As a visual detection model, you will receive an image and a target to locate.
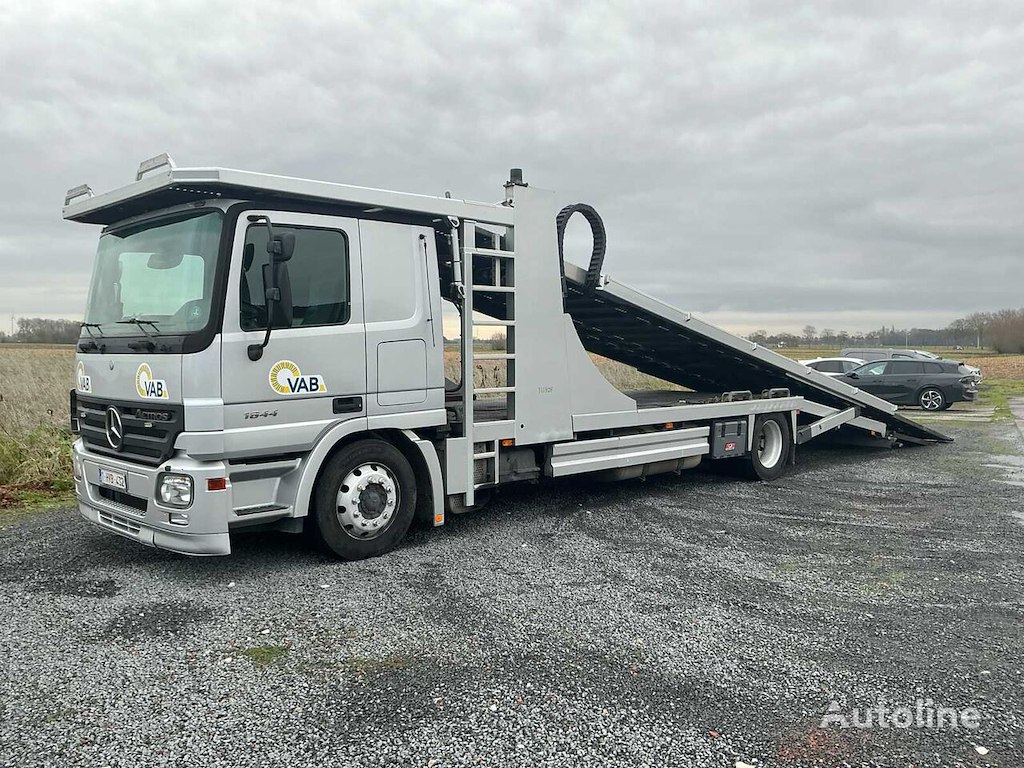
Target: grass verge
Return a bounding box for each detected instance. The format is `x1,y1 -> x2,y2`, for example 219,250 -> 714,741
0,486 -> 76,527
0,423 -> 75,488
976,379 -> 1024,420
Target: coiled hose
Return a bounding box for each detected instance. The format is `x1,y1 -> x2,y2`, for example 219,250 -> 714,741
556,203 -> 606,298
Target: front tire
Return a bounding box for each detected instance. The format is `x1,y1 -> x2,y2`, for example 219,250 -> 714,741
311,440 -> 417,560
918,388 -> 945,411
742,414 -> 791,481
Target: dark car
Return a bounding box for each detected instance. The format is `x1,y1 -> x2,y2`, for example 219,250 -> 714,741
840,359 -> 979,411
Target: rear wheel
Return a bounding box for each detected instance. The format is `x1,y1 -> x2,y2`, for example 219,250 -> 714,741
311,440 -> 416,560
918,388 -> 945,411
742,414 -> 791,481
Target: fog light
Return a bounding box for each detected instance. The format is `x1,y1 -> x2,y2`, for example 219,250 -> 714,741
158,473 -> 193,508
168,511 -> 190,526
72,453 -> 83,481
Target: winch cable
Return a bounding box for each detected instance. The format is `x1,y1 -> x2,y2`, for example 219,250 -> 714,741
556,203 -> 606,300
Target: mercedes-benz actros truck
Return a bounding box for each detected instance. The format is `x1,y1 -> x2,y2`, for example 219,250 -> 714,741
64,155 -> 947,560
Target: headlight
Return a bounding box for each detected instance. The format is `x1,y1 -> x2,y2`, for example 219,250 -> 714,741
72,452 -> 83,481
157,473 -> 193,508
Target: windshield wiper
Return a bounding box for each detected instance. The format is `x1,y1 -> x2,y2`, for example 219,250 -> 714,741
116,318 -> 160,338
79,322 -> 103,351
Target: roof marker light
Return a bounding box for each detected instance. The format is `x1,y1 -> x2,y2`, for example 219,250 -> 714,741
64,184 -> 93,207
136,152 -> 176,181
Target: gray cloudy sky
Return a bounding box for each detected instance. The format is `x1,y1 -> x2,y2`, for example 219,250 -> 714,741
1,0 -> 1022,334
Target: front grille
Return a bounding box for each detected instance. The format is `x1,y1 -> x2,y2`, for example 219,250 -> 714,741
78,396 -> 183,466
97,486 -> 148,515
97,510 -> 143,535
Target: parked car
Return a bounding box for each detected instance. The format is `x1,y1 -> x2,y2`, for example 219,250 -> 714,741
839,359 -> 979,410
840,348 -> 981,378
799,357 -> 865,377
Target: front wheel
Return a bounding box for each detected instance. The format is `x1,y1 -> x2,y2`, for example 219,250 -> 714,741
311,439 -> 417,560
918,388 -> 945,411
742,414 -> 791,481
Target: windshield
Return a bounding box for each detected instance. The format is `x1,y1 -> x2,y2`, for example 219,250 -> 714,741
82,210 -> 223,338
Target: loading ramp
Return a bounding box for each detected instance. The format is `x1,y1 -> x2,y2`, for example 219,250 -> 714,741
560,262 -> 951,445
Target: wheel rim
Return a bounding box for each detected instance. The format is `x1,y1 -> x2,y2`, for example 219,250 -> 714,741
757,420 -> 784,468
920,390 -> 943,410
336,462 -> 400,540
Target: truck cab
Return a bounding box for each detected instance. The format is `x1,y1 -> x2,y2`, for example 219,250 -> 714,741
69,159 -> 459,558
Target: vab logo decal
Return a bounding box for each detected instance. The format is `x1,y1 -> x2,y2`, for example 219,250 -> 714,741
76,362 -> 92,393
135,363 -> 169,399
269,360 -> 327,395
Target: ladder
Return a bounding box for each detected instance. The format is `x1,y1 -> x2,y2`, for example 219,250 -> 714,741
457,220 -> 516,506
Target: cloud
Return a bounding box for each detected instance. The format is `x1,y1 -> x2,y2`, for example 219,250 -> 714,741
1,0 -> 1021,333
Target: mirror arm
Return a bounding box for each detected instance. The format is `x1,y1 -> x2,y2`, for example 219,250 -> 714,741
246,214 -> 278,362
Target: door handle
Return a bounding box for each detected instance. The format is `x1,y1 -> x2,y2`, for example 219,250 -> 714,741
333,396 -> 363,414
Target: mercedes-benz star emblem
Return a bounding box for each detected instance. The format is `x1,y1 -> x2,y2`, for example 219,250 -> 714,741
105,406 -> 124,450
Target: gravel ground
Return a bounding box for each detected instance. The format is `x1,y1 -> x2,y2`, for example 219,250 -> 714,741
2,421 -> 1023,768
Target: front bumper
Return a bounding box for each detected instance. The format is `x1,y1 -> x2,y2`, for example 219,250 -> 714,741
73,440 -> 232,556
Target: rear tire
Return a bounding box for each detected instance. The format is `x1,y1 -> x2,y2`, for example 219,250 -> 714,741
742,414 -> 791,481
918,388 -> 945,411
311,439 -> 416,560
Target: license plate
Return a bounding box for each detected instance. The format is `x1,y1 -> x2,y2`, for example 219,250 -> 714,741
97,467 -> 127,490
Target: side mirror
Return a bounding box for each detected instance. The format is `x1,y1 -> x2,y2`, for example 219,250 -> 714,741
247,216 -> 296,361
269,232 -> 295,262
847,372 -> 859,379
277,265 -> 294,326
264,262 -> 294,327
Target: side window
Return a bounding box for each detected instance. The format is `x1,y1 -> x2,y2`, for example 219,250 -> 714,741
924,362 -> 943,374
860,362 -> 888,376
886,361 -> 924,375
241,224 -> 349,331
817,361 -> 842,373
842,361 -> 859,372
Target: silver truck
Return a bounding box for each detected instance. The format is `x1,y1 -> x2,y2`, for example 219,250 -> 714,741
64,155 -> 949,560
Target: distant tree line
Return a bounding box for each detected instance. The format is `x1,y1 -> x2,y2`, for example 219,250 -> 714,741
746,308 -> 1023,353
0,318 -> 81,344
946,310 -> 1024,354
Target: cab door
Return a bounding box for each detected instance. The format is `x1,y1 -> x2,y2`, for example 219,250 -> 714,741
220,211 -> 365,455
